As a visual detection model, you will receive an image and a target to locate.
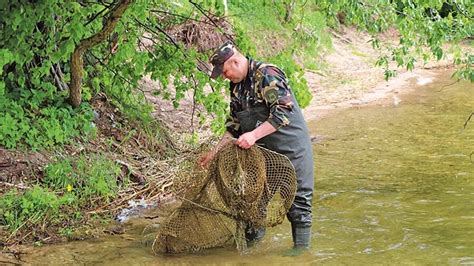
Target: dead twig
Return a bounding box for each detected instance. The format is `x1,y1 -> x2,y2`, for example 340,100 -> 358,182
0,181 -> 30,190
437,79 -> 460,92
463,112 -> 473,130
330,30 -> 352,44
188,0 -> 234,42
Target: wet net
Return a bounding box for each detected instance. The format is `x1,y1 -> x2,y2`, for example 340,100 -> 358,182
152,143 -> 297,254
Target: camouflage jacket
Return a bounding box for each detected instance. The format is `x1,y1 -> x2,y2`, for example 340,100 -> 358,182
225,58 -> 295,137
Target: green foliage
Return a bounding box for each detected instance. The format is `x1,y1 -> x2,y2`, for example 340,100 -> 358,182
228,0 -> 472,82
1,0 -> 471,149
0,98 -> 95,149
0,186 -> 61,233
225,1 -> 326,109
44,155 -> 122,200
453,52 -> 474,82
0,155 -> 123,234
0,2 -> 98,149
271,52 -> 312,108
315,0 -> 473,80
43,159 -> 74,190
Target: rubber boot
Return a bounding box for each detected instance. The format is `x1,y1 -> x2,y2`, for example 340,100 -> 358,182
245,226 -> 266,247
293,225 -> 311,248
284,224 -> 311,256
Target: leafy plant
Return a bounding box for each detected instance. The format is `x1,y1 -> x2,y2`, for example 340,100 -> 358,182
0,155 -> 124,237
0,186 -> 61,232
1,0 -> 472,150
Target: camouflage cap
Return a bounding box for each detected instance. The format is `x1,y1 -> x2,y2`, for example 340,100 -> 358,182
209,41 -> 235,79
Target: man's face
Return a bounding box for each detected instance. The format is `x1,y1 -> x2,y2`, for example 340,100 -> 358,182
222,57 -> 246,83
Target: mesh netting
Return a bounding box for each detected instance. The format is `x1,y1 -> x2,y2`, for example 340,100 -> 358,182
152,143 -> 296,254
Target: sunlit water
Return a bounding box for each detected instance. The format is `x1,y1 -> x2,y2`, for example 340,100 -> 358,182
14,72 -> 474,265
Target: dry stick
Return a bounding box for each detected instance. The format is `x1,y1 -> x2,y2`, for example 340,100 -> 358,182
330,30 -> 352,44
150,9 -> 216,27
134,18 -> 180,50
462,112 -> 473,130
190,75 -> 199,131
147,189 -> 171,201
188,0 -> 234,41
99,185 -> 165,224
6,212 -> 41,243
147,180 -> 174,201
0,181 -> 30,190
437,79 -> 460,92
55,63 -> 68,90
51,65 -> 66,91
87,185 -> 152,214
3,230 -> 34,248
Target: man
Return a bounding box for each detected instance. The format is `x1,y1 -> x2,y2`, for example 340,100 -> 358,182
198,41 -> 314,251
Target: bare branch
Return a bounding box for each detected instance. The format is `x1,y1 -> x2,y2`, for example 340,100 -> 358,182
150,9 -> 216,27
463,112 -> 473,130
133,17 -> 181,51
188,0 -> 234,42
84,6 -> 109,27
51,65 -> 65,91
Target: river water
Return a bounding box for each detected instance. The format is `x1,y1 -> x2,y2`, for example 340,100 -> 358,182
16,71 -> 474,265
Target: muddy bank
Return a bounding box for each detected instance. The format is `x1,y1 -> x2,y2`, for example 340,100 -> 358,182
302,27 -> 458,122
303,67 -> 454,122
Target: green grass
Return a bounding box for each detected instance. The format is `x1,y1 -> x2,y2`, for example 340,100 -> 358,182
0,154 -> 125,241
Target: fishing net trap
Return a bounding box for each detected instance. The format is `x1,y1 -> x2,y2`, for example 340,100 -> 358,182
152,143 -> 297,254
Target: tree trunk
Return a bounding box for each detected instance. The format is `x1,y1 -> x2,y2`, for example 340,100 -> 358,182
284,0 -> 296,23
68,0 -> 132,108
223,0 -> 228,16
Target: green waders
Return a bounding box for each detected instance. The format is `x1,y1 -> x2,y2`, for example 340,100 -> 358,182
235,94 -> 314,249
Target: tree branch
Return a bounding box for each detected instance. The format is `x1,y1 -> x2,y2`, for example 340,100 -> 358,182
68,0 -> 132,107
133,17 -> 181,50
150,9 -> 216,26
84,6 -> 109,27
188,0 -> 234,41
463,112 -> 473,130
453,2 -> 473,19
50,64 -> 67,91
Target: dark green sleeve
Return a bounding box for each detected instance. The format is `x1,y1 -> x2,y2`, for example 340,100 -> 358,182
225,85 -> 242,138
225,112 -> 241,138
259,66 -> 294,129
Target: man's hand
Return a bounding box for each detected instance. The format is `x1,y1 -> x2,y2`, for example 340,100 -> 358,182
198,151 -> 215,169
197,131 -> 234,169
235,131 -> 257,149
235,122 -> 277,149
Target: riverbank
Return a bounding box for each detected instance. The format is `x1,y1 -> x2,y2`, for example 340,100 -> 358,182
303,27 -> 458,122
